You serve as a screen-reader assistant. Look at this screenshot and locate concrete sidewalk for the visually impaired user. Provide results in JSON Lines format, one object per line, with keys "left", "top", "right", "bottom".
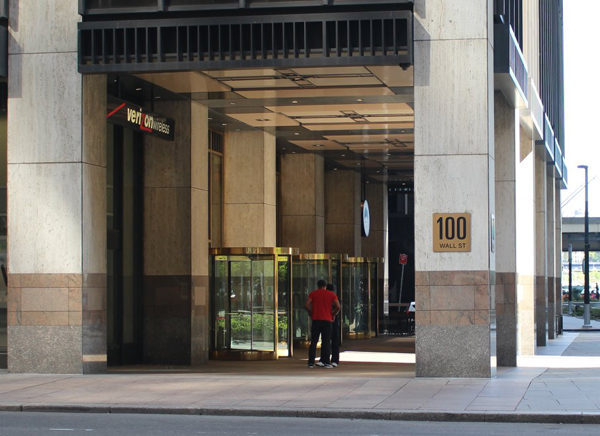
{"left": 2, "top": 317, "right": 600, "bottom": 424}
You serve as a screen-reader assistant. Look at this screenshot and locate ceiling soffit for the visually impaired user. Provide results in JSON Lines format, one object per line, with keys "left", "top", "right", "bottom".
{"left": 135, "top": 65, "right": 414, "bottom": 181}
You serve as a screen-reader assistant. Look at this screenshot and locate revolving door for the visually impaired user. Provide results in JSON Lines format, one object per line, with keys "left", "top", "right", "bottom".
{"left": 210, "top": 248, "right": 296, "bottom": 360}
{"left": 292, "top": 254, "right": 342, "bottom": 348}
{"left": 341, "top": 257, "right": 381, "bottom": 339}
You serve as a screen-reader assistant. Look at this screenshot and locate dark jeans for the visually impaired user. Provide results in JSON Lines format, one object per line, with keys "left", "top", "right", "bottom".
{"left": 321, "top": 317, "right": 340, "bottom": 364}
{"left": 308, "top": 320, "right": 332, "bottom": 365}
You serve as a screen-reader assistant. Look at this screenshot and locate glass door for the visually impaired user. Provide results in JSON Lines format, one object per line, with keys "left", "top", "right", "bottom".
{"left": 210, "top": 249, "right": 294, "bottom": 358}
{"left": 229, "top": 257, "right": 252, "bottom": 350}
{"left": 277, "top": 255, "right": 291, "bottom": 357}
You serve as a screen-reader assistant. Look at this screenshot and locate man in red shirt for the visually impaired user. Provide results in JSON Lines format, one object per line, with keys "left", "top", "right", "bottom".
{"left": 305, "top": 279, "right": 340, "bottom": 368}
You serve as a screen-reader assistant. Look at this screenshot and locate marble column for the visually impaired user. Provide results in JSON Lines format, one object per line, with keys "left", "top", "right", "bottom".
{"left": 143, "top": 100, "right": 209, "bottom": 365}
{"left": 362, "top": 181, "right": 388, "bottom": 259}
{"left": 191, "top": 102, "right": 210, "bottom": 365}
{"left": 223, "top": 130, "right": 276, "bottom": 247}
{"left": 534, "top": 146, "right": 548, "bottom": 346}
{"left": 7, "top": 1, "right": 107, "bottom": 373}
{"left": 494, "top": 93, "right": 517, "bottom": 367}
{"left": 280, "top": 153, "right": 325, "bottom": 253}
{"left": 554, "top": 179, "right": 563, "bottom": 335}
{"left": 324, "top": 169, "right": 361, "bottom": 256}
{"left": 516, "top": 129, "right": 536, "bottom": 356}
{"left": 413, "top": 0, "right": 496, "bottom": 377}
{"left": 546, "top": 167, "right": 556, "bottom": 339}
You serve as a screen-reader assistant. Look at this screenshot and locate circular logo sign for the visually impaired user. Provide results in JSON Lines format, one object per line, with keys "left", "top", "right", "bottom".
{"left": 399, "top": 254, "right": 408, "bottom": 265}
{"left": 361, "top": 200, "right": 370, "bottom": 237}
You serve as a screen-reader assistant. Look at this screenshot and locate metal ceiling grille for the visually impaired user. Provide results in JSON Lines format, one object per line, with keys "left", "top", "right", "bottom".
{"left": 78, "top": 11, "right": 412, "bottom": 73}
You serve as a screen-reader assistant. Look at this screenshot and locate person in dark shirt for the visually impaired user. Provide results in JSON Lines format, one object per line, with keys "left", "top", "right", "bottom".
{"left": 305, "top": 279, "right": 340, "bottom": 368}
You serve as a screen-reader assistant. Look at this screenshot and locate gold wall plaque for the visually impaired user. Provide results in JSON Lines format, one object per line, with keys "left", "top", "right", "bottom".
{"left": 433, "top": 213, "right": 471, "bottom": 252}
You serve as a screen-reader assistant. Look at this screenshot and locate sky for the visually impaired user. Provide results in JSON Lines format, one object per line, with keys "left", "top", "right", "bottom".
{"left": 561, "top": 0, "right": 600, "bottom": 217}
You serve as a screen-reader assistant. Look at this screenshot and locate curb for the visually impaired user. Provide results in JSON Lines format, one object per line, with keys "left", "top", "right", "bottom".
{"left": 2, "top": 404, "right": 600, "bottom": 424}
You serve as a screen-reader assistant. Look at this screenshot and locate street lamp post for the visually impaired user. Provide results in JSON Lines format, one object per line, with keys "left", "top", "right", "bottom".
{"left": 568, "top": 243, "right": 573, "bottom": 315}
{"left": 578, "top": 164, "right": 592, "bottom": 328}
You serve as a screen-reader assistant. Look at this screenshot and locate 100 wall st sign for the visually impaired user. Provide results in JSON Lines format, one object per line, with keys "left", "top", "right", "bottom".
{"left": 106, "top": 101, "right": 175, "bottom": 141}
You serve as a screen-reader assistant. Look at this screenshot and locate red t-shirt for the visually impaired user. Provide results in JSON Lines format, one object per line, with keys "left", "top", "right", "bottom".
{"left": 308, "top": 288, "right": 339, "bottom": 322}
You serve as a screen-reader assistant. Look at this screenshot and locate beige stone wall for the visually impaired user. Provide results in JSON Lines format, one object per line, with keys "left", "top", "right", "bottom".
{"left": 143, "top": 100, "right": 210, "bottom": 365}
{"left": 413, "top": 0, "right": 496, "bottom": 377}
{"left": 280, "top": 153, "right": 324, "bottom": 253}
{"left": 534, "top": 147, "right": 548, "bottom": 346}
{"left": 7, "top": 1, "right": 107, "bottom": 373}
{"left": 362, "top": 182, "right": 388, "bottom": 259}
{"left": 516, "top": 129, "right": 536, "bottom": 355}
{"left": 223, "top": 130, "right": 276, "bottom": 247}
{"left": 546, "top": 169, "right": 556, "bottom": 339}
{"left": 494, "top": 92, "right": 517, "bottom": 367}
{"left": 324, "top": 169, "right": 361, "bottom": 256}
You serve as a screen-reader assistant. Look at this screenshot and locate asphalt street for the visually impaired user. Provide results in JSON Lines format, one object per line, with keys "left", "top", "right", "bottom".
{"left": 1, "top": 413, "right": 600, "bottom": 436}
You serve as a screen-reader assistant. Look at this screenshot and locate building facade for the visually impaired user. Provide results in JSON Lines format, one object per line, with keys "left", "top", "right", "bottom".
{"left": 0, "top": 0, "right": 566, "bottom": 377}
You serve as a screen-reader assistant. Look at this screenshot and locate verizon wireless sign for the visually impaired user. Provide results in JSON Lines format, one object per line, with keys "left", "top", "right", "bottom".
{"left": 106, "top": 101, "right": 175, "bottom": 141}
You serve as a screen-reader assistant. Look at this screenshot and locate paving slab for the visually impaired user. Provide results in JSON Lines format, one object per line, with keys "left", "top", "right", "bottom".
{"left": 2, "top": 323, "right": 600, "bottom": 423}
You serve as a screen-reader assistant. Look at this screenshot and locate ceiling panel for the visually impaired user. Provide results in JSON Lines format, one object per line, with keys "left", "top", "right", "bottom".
{"left": 270, "top": 103, "right": 413, "bottom": 117}
{"left": 306, "top": 76, "right": 383, "bottom": 87}
{"left": 289, "top": 139, "right": 346, "bottom": 150}
{"left": 235, "top": 87, "right": 395, "bottom": 99}
{"left": 290, "top": 66, "right": 370, "bottom": 75}
{"left": 220, "top": 78, "right": 299, "bottom": 89}
{"left": 227, "top": 112, "right": 299, "bottom": 127}
{"left": 325, "top": 133, "right": 414, "bottom": 143}
{"left": 303, "top": 122, "right": 414, "bottom": 131}
{"left": 203, "top": 69, "right": 280, "bottom": 78}
{"left": 135, "top": 72, "right": 230, "bottom": 93}
{"left": 366, "top": 66, "right": 414, "bottom": 87}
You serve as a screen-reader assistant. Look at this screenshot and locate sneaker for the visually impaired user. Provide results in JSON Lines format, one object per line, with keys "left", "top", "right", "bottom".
{"left": 308, "top": 364, "right": 314, "bottom": 368}
{"left": 331, "top": 362, "right": 338, "bottom": 367}
{"left": 323, "top": 364, "right": 333, "bottom": 369}
{"left": 315, "top": 362, "right": 325, "bottom": 367}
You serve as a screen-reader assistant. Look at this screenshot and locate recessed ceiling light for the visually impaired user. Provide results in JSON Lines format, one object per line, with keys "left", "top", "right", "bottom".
{"left": 292, "top": 100, "right": 299, "bottom": 104}
{"left": 313, "top": 144, "right": 324, "bottom": 147}
{"left": 333, "top": 168, "right": 338, "bottom": 171}
{"left": 221, "top": 123, "right": 227, "bottom": 126}
{"left": 356, "top": 98, "right": 364, "bottom": 102}
{"left": 154, "top": 96, "right": 161, "bottom": 100}
{"left": 341, "top": 154, "right": 346, "bottom": 157}
{"left": 294, "top": 132, "right": 300, "bottom": 136}
{"left": 256, "top": 118, "right": 271, "bottom": 122}
{"left": 135, "top": 87, "right": 142, "bottom": 91}
{"left": 356, "top": 162, "right": 361, "bottom": 166}
{"left": 208, "top": 117, "right": 213, "bottom": 120}
{"left": 230, "top": 102, "right": 236, "bottom": 105}
{"left": 292, "top": 151, "right": 297, "bottom": 154}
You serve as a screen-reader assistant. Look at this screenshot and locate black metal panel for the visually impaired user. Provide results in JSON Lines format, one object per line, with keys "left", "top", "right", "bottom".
{"left": 0, "top": 0, "right": 7, "bottom": 20}
{"left": 80, "top": 0, "right": 412, "bottom": 15}
{"left": 0, "top": 25, "right": 6, "bottom": 78}
{"left": 494, "top": 0, "right": 523, "bottom": 49}
{"left": 539, "top": 0, "right": 565, "bottom": 156}
{"left": 494, "top": 22, "right": 527, "bottom": 105}
{"left": 78, "top": 10, "right": 412, "bottom": 73}
{"left": 543, "top": 113, "right": 555, "bottom": 162}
